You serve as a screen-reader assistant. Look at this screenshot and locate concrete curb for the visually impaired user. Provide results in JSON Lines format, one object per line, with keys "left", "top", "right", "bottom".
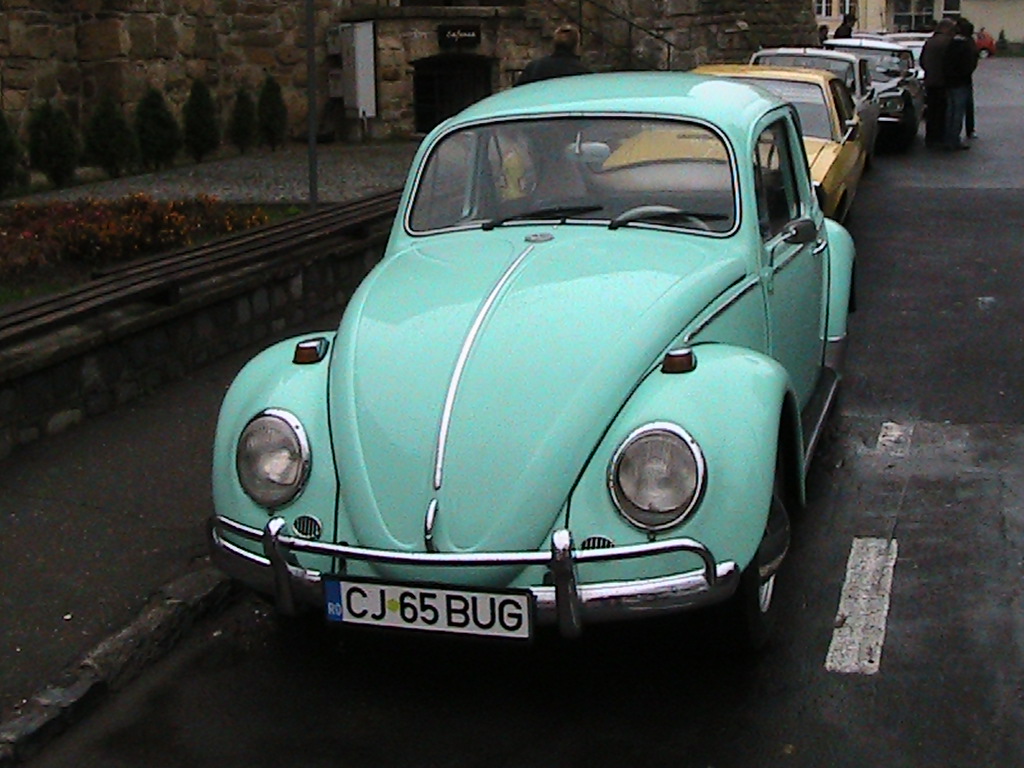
{"left": 0, "top": 566, "right": 236, "bottom": 766}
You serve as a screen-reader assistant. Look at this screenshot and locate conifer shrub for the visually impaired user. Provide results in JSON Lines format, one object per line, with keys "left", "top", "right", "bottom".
{"left": 27, "top": 102, "right": 80, "bottom": 188}
{"left": 134, "top": 87, "right": 182, "bottom": 170}
{"left": 0, "top": 111, "right": 26, "bottom": 196}
{"left": 228, "top": 87, "right": 257, "bottom": 155}
{"left": 85, "top": 93, "right": 138, "bottom": 178}
{"left": 257, "top": 75, "right": 288, "bottom": 150}
{"left": 183, "top": 78, "right": 220, "bottom": 162}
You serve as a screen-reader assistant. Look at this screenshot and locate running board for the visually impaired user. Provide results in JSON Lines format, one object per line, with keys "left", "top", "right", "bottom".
{"left": 801, "top": 366, "right": 840, "bottom": 468}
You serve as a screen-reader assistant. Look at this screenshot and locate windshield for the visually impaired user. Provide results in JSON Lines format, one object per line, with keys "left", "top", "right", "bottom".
{"left": 408, "top": 117, "right": 737, "bottom": 235}
{"left": 726, "top": 78, "right": 835, "bottom": 141}
{"left": 755, "top": 55, "right": 856, "bottom": 92}
{"left": 831, "top": 46, "right": 913, "bottom": 81}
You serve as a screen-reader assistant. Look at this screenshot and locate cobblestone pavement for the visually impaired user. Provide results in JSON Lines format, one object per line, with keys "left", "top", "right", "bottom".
{"left": 9, "top": 139, "right": 422, "bottom": 206}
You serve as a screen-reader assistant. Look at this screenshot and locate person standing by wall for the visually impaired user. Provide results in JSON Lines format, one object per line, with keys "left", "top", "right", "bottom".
{"left": 515, "top": 25, "right": 590, "bottom": 86}
{"left": 920, "top": 19, "right": 955, "bottom": 148}
{"left": 833, "top": 13, "right": 856, "bottom": 38}
{"left": 944, "top": 19, "right": 978, "bottom": 150}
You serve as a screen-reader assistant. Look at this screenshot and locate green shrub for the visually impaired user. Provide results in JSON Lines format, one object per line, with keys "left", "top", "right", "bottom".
{"left": 0, "top": 111, "right": 25, "bottom": 195}
{"left": 257, "top": 74, "right": 288, "bottom": 150}
{"left": 85, "top": 93, "right": 138, "bottom": 178}
{"left": 997, "top": 29, "right": 1008, "bottom": 51}
{"left": 27, "top": 102, "right": 79, "bottom": 188}
{"left": 228, "top": 87, "right": 257, "bottom": 155}
{"left": 183, "top": 78, "right": 220, "bottom": 162}
{"left": 134, "top": 87, "right": 182, "bottom": 170}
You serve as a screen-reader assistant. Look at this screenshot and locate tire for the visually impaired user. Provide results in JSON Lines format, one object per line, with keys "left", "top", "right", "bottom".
{"left": 979, "top": 49, "right": 990, "bottom": 59}
{"left": 728, "top": 482, "right": 790, "bottom": 651}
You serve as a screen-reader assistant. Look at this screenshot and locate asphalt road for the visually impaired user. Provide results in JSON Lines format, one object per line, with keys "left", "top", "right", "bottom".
{"left": 18, "top": 59, "right": 1024, "bottom": 768}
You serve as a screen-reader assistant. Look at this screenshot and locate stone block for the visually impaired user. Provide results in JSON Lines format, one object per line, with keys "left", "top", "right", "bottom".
{"left": 127, "top": 15, "right": 157, "bottom": 58}
{"left": 78, "top": 18, "right": 130, "bottom": 61}
{"left": 47, "top": 410, "right": 83, "bottom": 436}
{"left": 10, "top": 21, "right": 55, "bottom": 59}
{"left": 155, "top": 17, "right": 180, "bottom": 58}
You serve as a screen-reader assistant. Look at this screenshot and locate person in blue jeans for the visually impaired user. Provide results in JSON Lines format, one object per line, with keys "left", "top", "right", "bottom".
{"left": 944, "top": 19, "right": 978, "bottom": 150}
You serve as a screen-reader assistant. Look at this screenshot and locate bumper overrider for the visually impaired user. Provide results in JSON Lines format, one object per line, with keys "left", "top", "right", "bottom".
{"left": 208, "top": 515, "right": 740, "bottom": 638}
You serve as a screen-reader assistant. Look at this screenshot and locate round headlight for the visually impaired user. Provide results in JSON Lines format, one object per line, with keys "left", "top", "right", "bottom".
{"left": 236, "top": 409, "right": 310, "bottom": 509}
{"left": 609, "top": 422, "right": 706, "bottom": 531}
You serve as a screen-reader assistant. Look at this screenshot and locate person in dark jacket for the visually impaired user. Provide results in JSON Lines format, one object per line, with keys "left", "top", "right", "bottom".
{"left": 958, "top": 18, "right": 980, "bottom": 137}
{"left": 515, "top": 25, "right": 589, "bottom": 86}
{"left": 944, "top": 19, "right": 978, "bottom": 149}
{"left": 833, "top": 13, "right": 855, "bottom": 38}
{"left": 920, "top": 18, "right": 956, "bottom": 147}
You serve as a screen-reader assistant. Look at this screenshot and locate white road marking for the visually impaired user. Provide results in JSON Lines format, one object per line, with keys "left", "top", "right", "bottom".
{"left": 825, "top": 537, "right": 899, "bottom": 675}
{"left": 876, "top": 421, "right": 912, "bottom": 456}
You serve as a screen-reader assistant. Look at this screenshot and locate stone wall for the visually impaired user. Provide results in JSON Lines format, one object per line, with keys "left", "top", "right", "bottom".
{"left": 0, "top": 232, "right": 390, "bottom": 462}
{"left": 0, "top": 0, "right": 335, "bottom": 140}
{"left": 0, "top": 0, "right": 817, "bottom": 142}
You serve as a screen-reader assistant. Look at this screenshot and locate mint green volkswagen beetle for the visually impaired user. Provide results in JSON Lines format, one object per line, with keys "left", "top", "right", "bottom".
{"left": 209, "top": 72, "right": 855, "bottom": 647}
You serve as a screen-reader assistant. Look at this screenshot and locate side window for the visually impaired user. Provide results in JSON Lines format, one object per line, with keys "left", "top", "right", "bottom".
{"left": 754, "top": 120, "right": 801, "bottom": 240}
{"left": 859, "top": 61, "right": 871, "bottom": 96}
{"left": 831, "top": 81, "right": 856, "bottom": 125}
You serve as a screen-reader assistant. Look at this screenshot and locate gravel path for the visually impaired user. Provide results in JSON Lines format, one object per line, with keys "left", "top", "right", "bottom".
{"left": 8, "top": 140, "right": 423, "bottom": 206}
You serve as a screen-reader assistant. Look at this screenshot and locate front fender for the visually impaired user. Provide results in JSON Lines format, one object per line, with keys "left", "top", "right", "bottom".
{"left": 824, "top": 218, "right": 856, "bottom": 341}
{"left": 567, "top": 343, "right": 794, "bottom": 583}
{"left": 212, "top": 333, "right": 340, "bottom": 570}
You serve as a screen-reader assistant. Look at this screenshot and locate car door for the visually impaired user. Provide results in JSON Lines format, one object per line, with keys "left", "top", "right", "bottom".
{"left": 753, "top": 115, "right": 826, "bottom": 406}
{"left": 855, "top": 58, "right": 881, "bottom": 153}
{"left": 829, "top": 78, "right": 867, "bottom": 190}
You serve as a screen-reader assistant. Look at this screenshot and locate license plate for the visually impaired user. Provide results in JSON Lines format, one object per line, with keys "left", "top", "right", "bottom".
{"left": 323, "top": 578, "right": 532, "bottom": 639}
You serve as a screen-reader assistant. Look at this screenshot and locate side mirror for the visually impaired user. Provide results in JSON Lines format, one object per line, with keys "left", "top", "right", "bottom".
{"left": 783, "top": 216, "right": 817, "bottom": 245}
{"left": 842, "top": 118, "right": 860, "bottom": 142}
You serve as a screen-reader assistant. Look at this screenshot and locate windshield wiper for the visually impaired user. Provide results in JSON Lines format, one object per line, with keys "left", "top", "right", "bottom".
{"left": 608, "top": 205, "right": 727, "bottom": 231}
{"left": 481, "top": 204, "right": 604, "bottom": 231}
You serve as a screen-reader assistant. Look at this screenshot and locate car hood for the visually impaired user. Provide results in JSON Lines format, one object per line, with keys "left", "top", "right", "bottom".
{"left": 328, "top": 228, "right": 746, "bottom": 570}
{"left": 803, "top": 137, "right": 840, "bottom": 182}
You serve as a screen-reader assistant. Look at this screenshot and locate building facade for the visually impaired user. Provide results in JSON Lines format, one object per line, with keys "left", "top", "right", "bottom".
{"left": 1, "top": 0, "right": 820, "bottom": 146}
{"left": 817, "top": 0, "right": 1024, "bottom": 36}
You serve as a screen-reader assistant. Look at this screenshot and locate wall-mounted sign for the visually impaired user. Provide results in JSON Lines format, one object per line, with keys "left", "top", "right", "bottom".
{"left": 438, "top": 24, "right": 481, "bottom": 50}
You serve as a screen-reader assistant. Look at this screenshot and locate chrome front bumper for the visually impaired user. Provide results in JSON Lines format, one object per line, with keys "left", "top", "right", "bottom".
{"left": 208, "top": 515, "right": 740, "bottom": 638}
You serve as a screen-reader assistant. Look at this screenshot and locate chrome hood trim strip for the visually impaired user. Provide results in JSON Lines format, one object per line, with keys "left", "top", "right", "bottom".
{"left": 433, "top": 244, "right": 535, "bottom": 490}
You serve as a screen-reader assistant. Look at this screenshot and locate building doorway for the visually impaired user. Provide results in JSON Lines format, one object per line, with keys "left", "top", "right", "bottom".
{"left": 413, "top": 54, "right": 493, "bottom": 133}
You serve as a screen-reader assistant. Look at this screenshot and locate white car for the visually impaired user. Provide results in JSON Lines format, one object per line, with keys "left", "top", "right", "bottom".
{"left": 884, "top": 32, "right": 930, "bottom": 79}
{"left": 750, "top": 47, "right": 881, "bottom": 168}
{"left": 824, "top": 37, "right": 924, "bottom": 150}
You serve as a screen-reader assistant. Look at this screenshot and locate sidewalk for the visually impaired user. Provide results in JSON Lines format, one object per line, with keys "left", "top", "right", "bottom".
{"left": 0, "top": 141, "right": 419, "bottom": 764}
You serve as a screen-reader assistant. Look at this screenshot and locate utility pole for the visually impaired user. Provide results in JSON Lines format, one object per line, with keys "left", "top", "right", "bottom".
{"left": 306, "top": 0, "right": 319, "bottom": 210}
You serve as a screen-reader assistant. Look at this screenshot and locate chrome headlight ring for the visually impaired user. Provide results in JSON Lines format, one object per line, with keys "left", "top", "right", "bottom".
{"left": 608, "top": 421, "right": 707, "bottom": 532}
{"left": 235, "top": 408, "right": 311, "bottom": 510}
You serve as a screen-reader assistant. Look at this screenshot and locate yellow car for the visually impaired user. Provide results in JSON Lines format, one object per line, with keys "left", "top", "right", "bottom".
{"left": 692, "top": 64, "right": 868, "bottom": 223}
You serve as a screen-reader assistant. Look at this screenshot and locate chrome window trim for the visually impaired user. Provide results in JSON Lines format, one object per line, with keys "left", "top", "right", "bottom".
{"left": 404, "top": 113, "right": 742, "bottom": 239}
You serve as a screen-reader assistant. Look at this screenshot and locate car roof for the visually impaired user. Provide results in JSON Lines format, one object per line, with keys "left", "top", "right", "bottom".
{"left": 693, "top": 63, "right": 839, "bottom": 87}
{"left": 884, "top": 32, "right": 931, "bottom": 40}
{"left": 446, "top": 71, "right": 785, "bottom": 138}
{"left": 752, "top": 47, "right": 860, "bottom": 64}
{"left": 825, "top": 37, "right": 912, "bottom": 52}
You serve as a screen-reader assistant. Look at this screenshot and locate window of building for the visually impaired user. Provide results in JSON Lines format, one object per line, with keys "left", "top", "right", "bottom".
{"left": 893, "top": 0, "right": 937, "bottom": 30}
{"left": 815, "top": 0, "right": 833, "bottom": 17}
